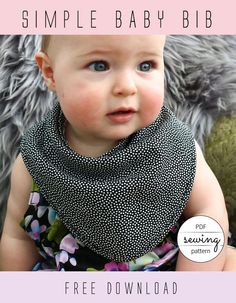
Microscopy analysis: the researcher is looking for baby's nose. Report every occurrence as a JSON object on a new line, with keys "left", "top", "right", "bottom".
{"left": 112, "top": 71, "right": 137, "bottom": 97}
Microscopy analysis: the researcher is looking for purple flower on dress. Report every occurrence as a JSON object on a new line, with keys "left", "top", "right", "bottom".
{"left": 56, "top": 250, "right": 68, "bottom": 264}
{"left": 59, "top": 234, "right": 79, "bottom": 254}
{"left": 105, "top": 261, "right": 129, "bottom": 271}
{"left": 55, "top": 251, "right": 77, "bottom": 269}
{"left": 153, "top": 242, "right": 175, "bottom": 256}
{"left": 29, "top": 192, "right": 40, "bottom": 206}
{"left": 28, "top": 220, "right": 47, "bottom": 240}
{"left": 143, "top": 247, "right": 179, "bottom": 271}
{"left": 69, "top": 258, "right": 77, "bottom": 266}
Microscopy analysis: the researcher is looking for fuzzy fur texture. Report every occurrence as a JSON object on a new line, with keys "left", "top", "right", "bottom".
{"left": 0, "top": 35, "right": 236, "bottom": 233}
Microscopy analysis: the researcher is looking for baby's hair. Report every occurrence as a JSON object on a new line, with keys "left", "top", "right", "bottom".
{"left": 41, "top": 35, "right": 51, "bottom": 52}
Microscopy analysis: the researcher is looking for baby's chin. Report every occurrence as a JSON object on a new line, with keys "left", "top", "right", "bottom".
{"left": 109, "top": 127, "right": 144, "bottom": 141}
{"left": 107, "top": 116, "right": 160, "bottom": 142}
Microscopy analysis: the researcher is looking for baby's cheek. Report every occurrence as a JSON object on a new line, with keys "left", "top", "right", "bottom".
{"left": 141, "top": 92, "right": 164, "bottom": 125}
{"left": 64, "top": 93, "right": 101, "bottom": 128}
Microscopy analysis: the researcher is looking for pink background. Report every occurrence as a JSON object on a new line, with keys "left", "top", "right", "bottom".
{"left": 0, "top": 271, "right": 235, "bottom": 302}
{"left": 0, "top": 0, "right": 235, "bottom": 34}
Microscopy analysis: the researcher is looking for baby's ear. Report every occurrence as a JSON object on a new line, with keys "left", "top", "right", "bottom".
{"left": 35, "top": 52, "right": 56, "bottom": 91}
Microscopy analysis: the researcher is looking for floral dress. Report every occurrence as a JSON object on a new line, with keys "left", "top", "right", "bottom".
{"left": 20, "top": 182, "right": 182, "bottom": 271}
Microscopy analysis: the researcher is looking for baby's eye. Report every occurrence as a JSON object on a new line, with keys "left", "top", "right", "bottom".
{"left": 88, "top": 61, "right": 109, "bottom": 72}
{"left": 138, "top": 61, "right": 155, "bottom": 72}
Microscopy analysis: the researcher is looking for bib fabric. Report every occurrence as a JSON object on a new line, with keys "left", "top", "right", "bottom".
{"left": 21, "top": 103, "right": 196, "bottom": 262}
{"left": 21, "top": 182, "right": 182, "bottom": 271}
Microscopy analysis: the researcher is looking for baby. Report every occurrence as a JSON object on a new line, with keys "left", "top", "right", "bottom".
{"left": 0, "top": 35, "right": 235, "bottom": 271}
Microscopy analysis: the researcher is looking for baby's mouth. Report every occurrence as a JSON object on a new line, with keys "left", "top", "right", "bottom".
{"left": 107, "top": 108, "right": 136, "bottom": 123}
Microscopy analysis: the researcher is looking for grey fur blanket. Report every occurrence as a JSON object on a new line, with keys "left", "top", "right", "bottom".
{"left": 0, "top": 35, "right": 236, "bottom": 234}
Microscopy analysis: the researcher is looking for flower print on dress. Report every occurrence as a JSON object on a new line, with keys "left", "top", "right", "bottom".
{"left": 47, "top": 219, "right": 68, "bottom": 244}
{"left": 37, "top": 206, "right": 48, "bottom": 218}
{"left": 42, "top": 244, "right": 55, "bottom": 258}
{"left": 22, "top": 214, "right": 33, "bottom": 228}
{"left": 104, "top": 261, "right": 129, "bottom": 271}
{"left": 55, "top": 250, "right": 77, "bottom": 269}
{"left": 48, "top": 207, "right": 58, "bottom": 225}
{"left": 143, "top": 247, "right": 179, "bottom": 271}
{"left": 29, "top": 192, "right": 40, "bottom": 206}
{"left": 59, "top": 234, "right": 79, "bottom": 254}
{"left": 56, "top": 250, "right": 68, "bottom": 265}
{"left": 86, "top": 267, "right": 104, "bottom": 272}
{"left": 129, "top": 251, "right": 159, "bottom": 271}
{"left": 28, "top": 220, "right": 47, "bottom": 241}
{"left": 153, "top": 241, "right": 175, "bottom": 257}
{"left": 36, "top": 206, "right": 58, "bottom": 225}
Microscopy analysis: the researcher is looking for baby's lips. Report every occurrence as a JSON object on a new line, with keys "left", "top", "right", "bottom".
{"left": 106, "top": 109, "right": 136, "bottom": 123}
{"left": 108, "top": 107, "right": 136, "bottom": 115}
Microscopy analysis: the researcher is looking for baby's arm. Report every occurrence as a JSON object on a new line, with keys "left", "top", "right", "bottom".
{"left": 175, "top": 142, "right": 228, "bottom": 271}
{"left": 0, "top": 154, "right": 40, "bottom": 270}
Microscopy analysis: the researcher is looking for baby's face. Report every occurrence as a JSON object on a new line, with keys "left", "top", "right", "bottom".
{"left": 43, "top": 35, "right": 165, "bottom": 148}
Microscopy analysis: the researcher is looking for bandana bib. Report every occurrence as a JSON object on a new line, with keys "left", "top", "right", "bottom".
{"left": 21, "top": 103, "right": 196, "bottom": 262}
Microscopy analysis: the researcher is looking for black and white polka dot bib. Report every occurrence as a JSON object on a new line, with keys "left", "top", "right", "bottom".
{"left": 21, "top": 103, "right": 196, "bottom": 262}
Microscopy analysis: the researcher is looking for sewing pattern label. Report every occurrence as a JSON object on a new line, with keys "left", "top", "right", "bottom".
{"left": 177, "top": 215, "right": 225, "bottom": 262}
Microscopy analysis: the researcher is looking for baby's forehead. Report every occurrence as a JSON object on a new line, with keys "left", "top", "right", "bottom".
{"left": 48, "top": 35, "right": 165, "bottom": 56}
